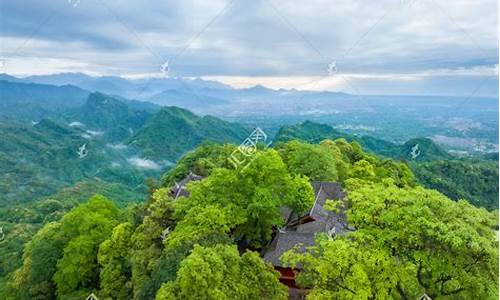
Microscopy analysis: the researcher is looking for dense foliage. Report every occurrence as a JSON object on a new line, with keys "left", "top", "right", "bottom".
{"left": 1, "top": 138, "right": 496, "bottom": 300}
{"left": 275, "top": 121, "right": 498, "bottom": 210}
{"left": 0, "top": 179, "right": 143, "bottom": 294}
{"left": 283, "top": 179, "right": 498, "bottom": 299}
{"left": 128, "top": 107, "right": 248, "bottom": 162}
{"left": 155, "top": 244, "right": 287, "bottom": 300}
{"left": 412, "top": 159, "right": 499, "bottom": 210}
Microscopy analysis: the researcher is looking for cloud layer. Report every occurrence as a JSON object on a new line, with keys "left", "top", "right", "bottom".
{"left": 1, "top": 0, "right": 498, "bottom": 95}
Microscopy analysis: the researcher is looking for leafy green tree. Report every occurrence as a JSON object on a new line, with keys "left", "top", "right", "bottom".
{"left": 9, "top": 195, "right": 120, "bottom": 300}
{"left": 283, "top": 180, "right": 498, "bottom": 299}
{"left": 10, "top": 223, "right": 67, "bottom": 300}
{"left": 161, "top": 143, "right": 239, "bottom": 186}
{"left": 278, "top": 140, "right": 339, "bottom": 181}
{"left": 318, "top": 139, "right": 350, "bottom": 181}
{"left": 155, "top": 244, "right": 287, "bottom": 300}
{"left": 175, "top": 149, "right": 314, "bottom": 248}
{"left": 348, "top": 159, "right": 376, "bottom": 181}
{"left": 98, "top": 223, "right": 134, "bottom": 300}
{"left": 412, "top": 159, "right": 498, "bottom": 210}
{"left": 165, "top": 205, "right": 235, "bottom": 249}
{"left": 129, "top": 188, "right": 176, "bottom": 300}
{"left": 375, "top": 159, "right": 416, "bottom": 187}
{"left": 53, "top": 195, "right": 120, "bottom": 298}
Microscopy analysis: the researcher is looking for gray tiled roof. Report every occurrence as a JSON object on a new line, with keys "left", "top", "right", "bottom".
{"left": 263, "top": 181, "right": 348, "bottom": 268}
{"left": 263, "top": 231, "right": 316, "bottom": 267}
{"left": 170, "top": 171, "right": 203, "bottom": 199}
{"left": 299, "top": 181, "right": 348, "bottom": 235}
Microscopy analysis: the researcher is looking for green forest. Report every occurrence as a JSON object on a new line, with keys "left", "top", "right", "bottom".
{"left": 1, "top": 1, "right": 498, "bottom": 298}
{"left": 1, "top": 139, "right": 497, "bottom": 300}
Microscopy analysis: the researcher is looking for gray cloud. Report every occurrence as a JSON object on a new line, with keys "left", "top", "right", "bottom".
{"left": 0, "top": 0, "right": 498, "bottom": 95}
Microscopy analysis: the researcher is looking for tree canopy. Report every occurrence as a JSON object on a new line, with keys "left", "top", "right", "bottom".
{"left": 283, "top": 179, "right": 498, "bottom": 299}
{"left": 3, "top": 139, "right": 497, "bottom": 300}
{"left": 155, "top": 244, "right": 287, "bottom": 300}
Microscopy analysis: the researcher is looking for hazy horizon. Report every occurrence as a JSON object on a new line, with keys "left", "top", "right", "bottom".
{"left": 1, "top": 0, "right": 498, "bottom": 97}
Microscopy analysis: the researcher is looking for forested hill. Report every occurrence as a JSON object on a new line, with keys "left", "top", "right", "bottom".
{"left": 0, "top": 80, "right": 89, "bottom": 120}
{"left": 1, "top": 139, "right": 497, "bottom": 299}
{"left": 0, "top": 91, "right": 496, "bottom": 210}
{"left": 275, "top": 121, "right": 498, "bottom": 209}
{"left": 128, "top": 106, "right": 249, "bottom": 162}
{"left": 0, "top": 92, "right": 248, "bottom": 207}
{"left": 0, "top": 81, "right": 497, "bottom": 299}
{"left": 275, "top": 120, "right": 452, "bottom": 161}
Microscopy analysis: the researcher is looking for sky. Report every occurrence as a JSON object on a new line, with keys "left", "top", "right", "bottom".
{"left": 0, "top": 0, "right": 498, "bottom": 96}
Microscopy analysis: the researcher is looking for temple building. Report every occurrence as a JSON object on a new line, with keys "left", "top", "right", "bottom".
{"left": 169, "top": 171, "right": 203, "bottom": 199}
{"left": 169, "top": 174, "right": 349, "bottom": 299}
{"left": 263, "top": 182, "right": 349, "bottom": 299}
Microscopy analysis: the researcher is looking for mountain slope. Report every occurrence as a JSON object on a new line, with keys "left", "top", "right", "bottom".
{"left": 129, "top": 106, "right": 249, "bottom": 162}
{"left": 0, "top": 118, "right": 156, "bottom": 206}
{"left": 274, "top": 121, "right": 452, "bottom": 161}
{"left": 67, "top": 92, "right": 151, "bottom": 141}
{"left": 399, "top": 138, "right": 452, "bottom": 161}
{"left": 0, "top": 80, "right": 89, "bottom": 120}
{"left": 412, "top": 159, "right": 498, "bottom": 210}
{"left": 0, "top": 91, "right": 251, "bottom": 206}
{"left": 274, "top": 121, "right": 345, "bottom": 143}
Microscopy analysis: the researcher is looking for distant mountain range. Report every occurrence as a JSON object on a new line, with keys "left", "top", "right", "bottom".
{"left": 1, "top": 72, "right": 497, "bottom": 154}
{"left": 0, "top": 75, "right": 497, "bottom": 210}
{"left": 0, "top": 73, "right": 356, "bottom": 116}
{"left": 0, "top": 79, "right": 455, "bottom": 207}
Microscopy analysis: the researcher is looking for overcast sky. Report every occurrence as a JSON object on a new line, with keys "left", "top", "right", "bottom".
{"left": 0, "top": 0, "right": 498, "bottom": 96}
